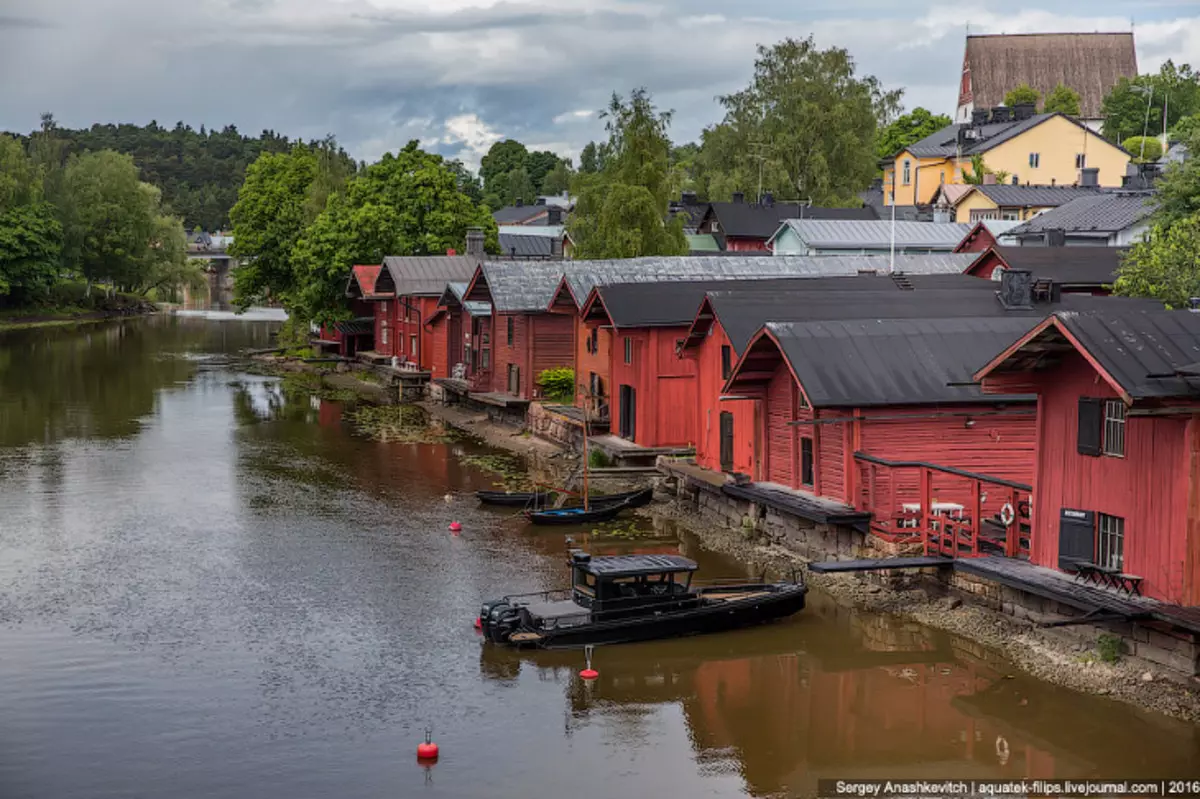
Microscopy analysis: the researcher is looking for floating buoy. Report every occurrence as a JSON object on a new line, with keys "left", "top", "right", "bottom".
{"left": 417, "top": 728, "right": 439, "bottom": 761}
{"left": 449, "top": 521, "right": 463, "bottom": 534}
{"left": 473, "top": 616, "right": 482, "bottom": 630}
{"left": 579, "top": 644, "right": 599, "bottom": 680}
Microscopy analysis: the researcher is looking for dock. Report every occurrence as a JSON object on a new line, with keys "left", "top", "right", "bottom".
{"left": 807, "top": 556, "right": 952, "bottom": 574}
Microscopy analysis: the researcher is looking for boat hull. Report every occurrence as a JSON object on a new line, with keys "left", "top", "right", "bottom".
{"left": 479, "top": 487, "right": 652, "bottom": 510}
{"left": 523, "top": 502, "right": 629, "bottom": 525}
{"left": 497, "top": 584, "right": 807, "bottom": 649}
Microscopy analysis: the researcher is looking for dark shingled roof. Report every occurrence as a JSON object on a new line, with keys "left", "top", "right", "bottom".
{"left": 1056, "top": 310, "right": 1200, "bottom": 399}
{"left": 1009, "top": 193, "right": 1156, "bottom": 236}
{"left": 990, "top": 246, "right": 1127, "bottom": 286}
{"left": 762, "top": 317, "right": 1040, "bottom": 407}
{"left": 498, "top": 232, "right": 556, "bottom": 258}
{"left": 705, "top": 201, "right": 877, "bottom": 239}
{"left": 962, "top": 33, "right": 1137, "bottom": 120}
{"left": 972, "top": 184, "right": 1102, "bottom": 208}
{"left": 492, "top": 205, "right": 547, "bottom": 225}
{"left": 379, "top": 255, "right": 482, "bottom": 297}
{"left": 905, "top": 114, "right": 1059, "bottom": 158}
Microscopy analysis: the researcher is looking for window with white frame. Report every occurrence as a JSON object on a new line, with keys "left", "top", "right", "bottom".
{"left": 902, "top": 160, "right": 911, "bottom": 185}
{"left": 1028, "top": 153, "right": 1040, "bottom": 168}
{"left": 410, "top": 335, "right": 417, "bottom": 356}
{"left": 1075, "top": 153, "right": 1087, "bottom": 169}
{"left": 1103, "top": 399, "right": 1126, "bottom": 457}
{"left": 1098, "top": 513, "right": 1125, "bottom": 571}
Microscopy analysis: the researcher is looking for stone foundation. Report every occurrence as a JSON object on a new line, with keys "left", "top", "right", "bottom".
{"left": 528, "top": 403, "right": 582, "bottom": 450}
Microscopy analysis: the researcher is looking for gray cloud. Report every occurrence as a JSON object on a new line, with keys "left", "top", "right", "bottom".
{"left": 0, "top": 0, "right": 1196, "bottom": 171}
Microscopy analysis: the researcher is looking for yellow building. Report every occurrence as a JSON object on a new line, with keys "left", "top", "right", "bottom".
{"left": 882, "top": 110, "right": 1129, "bottom": 207}
{"left": 930, "top": 183, "right": 1106, "bottom": 224}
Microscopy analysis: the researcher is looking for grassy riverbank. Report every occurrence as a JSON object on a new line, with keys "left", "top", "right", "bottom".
{"left": 0, "top": 284, "right": 158, "bottom": 331}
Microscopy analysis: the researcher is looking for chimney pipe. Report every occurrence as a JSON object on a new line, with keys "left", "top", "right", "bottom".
{"left": 761, "top": 191, "right": 775, "bottom": 207}
{"left": 551, "top": 236, "right": 564, "bottom": 259}
{"left": 998, "top": 268, "right": 1034, "bottom": 310}
{"left": 547, "top": 207, "right": 563, "bottom": 226}
{"left": 732, "top": 192, "right": 745, "bottom": 204}
{"left": 465, "top": 227, "right": 485, "bottom": 258}
{"left": 1079, "top": 167, "right": 1099, "bottom": 188}
{"left": 1046, "top": 228, "right": 1066, "bottom": 247}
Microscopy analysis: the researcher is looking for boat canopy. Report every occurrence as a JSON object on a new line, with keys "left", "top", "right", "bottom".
{"left": 570, "top": 553, "right": 698, "bottom": 579}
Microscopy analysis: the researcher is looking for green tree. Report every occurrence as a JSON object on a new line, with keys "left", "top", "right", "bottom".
{"left": 875, "top": 107, "right": 952, "bottom": 159}
{"left": 446, "top": 159, "right": 484, "bottom": 204}
{"left": 1172, "top": 113, "right": 1200, "bottom": 142}
{"left": 578, "top": 141, "right": 607, "bottom": 174}
{"left": 61, "top": 151, "right": 158, "bottom": 292}
{"left": 1115, "top": 128, "right": 1200, "bottom": 306}
{"left": 1122, "top": 136, "right": 1164, "bottom": 163}
{"left": 960, "top": 154, "right": 990, "bottom": 185}
{"left": 697, "top": 37, "right": 901, "bottom": 205}
{"left": 1003, "top": 83, "right": 1042, "bottom": 108}
{"left": 0, "top": 203, "right": 62, "bottom": 304}
{"left": 1102, "top": 62, "right": 1200, "bottom": 145}
{"left": 541, "top": 160, "right": 572, "bottom": 196}
{"left": 228, "top": 146, "right": 318, "bottom": 308}
{"left": 293, "top": 141, "right": 498, "bottom": 324}
{"left": 505, "top": 167, "right": 536, "bottom": 206}
{"left": 1043, "top": 83, "right": 1082, "bottom": 116}
{"left": 0, "top": 135, "right": 43, "bottom": 209}
{"left": 479, "top": 139, "right": 529, "bottom": 203}
{"left": 137, "top": 213, "right": 201, "bottom": 299}
{"left": 668, "top": 142, "right": 702, "bottom": 198}
{"left": 568, "top": 89, "right": 688, "bottom": 259}
{"left": 524, "top": 150, "right": 562, "bottom": 193}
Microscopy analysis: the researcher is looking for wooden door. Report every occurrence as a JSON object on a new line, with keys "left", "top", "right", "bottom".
{"left": 719, "top": 412, "right": 734, "bottom": 472}
{"left": 619, "top": 385, "right": 636, "bottom": 440}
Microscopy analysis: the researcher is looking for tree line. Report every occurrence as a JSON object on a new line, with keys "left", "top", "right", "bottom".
{"left": 0, "top": 115, "right": 207, "bottom": 310}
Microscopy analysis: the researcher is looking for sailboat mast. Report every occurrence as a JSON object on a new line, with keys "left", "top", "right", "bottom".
{"left": 582, "top": 385, "right": 590, "bottom": 511}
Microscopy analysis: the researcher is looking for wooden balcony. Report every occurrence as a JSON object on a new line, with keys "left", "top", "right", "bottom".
{"left": 853, "top": 452, "right": 1032, "bottom": 559}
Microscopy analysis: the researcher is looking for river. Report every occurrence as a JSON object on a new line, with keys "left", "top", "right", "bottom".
{"left": 0, "top": 314, "right": 1197, "bottom": 799}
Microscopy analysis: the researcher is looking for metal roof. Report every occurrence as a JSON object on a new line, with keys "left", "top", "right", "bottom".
{"left": 439, "top": 281, "right": 492, "bottom": 317}
{"left": 989, "top": 246, "right": 1128, "bottom": 285}
{"left": 475, "top": 254, "right": 979, "bottom": 314}
{"left": 973, "top": 184, "right": 1103, "bottom": 207}
{"left": 705, "top": 201, "right": 878, "bottom": 239}
{"left": 1008, "top": 193, "right": 1156, "bottom": 236}
{"left": 492, "top": 205, "right": 547, "bottom": 224}
{"left": 1056, "top": 310, "right": 1200, "bottom": 399}
{"left": 762, "top": 316, "right": 1040, "bottom": 407}
{"left": 903, "top": 114, "right": 1065, "bottom": 159}
{"left": 498, "top": 232, "right": 555, "bottom": 258}
{"left": 774, "top": 219, "right": 973, "bottom": 250}
{"left": 333, "top": 317, "right": 374, "bottom": 335}
{"left": 497, "top": 224, "right": 566, "bottom": 239}
{"left": 380, "top": 255, "right": 482, "bottom": 297}
{"left": 575, "top": 553, "right": 698, "bottom": 577}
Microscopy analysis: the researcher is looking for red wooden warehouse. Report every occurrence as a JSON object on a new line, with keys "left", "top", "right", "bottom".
{"left": 314, "top": 264, "right": 380, "bottom": 357}
{"left": 372, "top": 232, "right": 485, "bottom": 369}
{"left": 424, "top": 282, "right": 492, "bottom": 383}
{"left": 974, "top": 308, "right": 1200, "bottom": 605}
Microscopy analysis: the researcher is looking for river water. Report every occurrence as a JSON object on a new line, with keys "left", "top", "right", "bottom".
{"left": 0, "top": 314, "right": 1197, "bottom": 799}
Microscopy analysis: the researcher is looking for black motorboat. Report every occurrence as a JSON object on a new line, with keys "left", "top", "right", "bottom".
{"left": 479, "top": 551, "right": 807, "bottom": 648}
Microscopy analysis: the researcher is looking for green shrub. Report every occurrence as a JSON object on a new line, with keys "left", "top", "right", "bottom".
{"left": 1097, "top": 633, "right": 1125, "bottom": 664}
{"left": 588, "top": 447, "right": 613, "bottom": 469}
{"left": 537, "top": 367, "right": 575, "bottom": 402}
{"left": 1122, "top": 136, "right": 1163, "bottom": 163}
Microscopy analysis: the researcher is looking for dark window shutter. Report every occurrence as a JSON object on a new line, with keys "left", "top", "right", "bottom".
{"left": 721, "top": 345, "right": 732, "bottom": 380}
{"left": 1077, "top": 398, "right": 1103, "bottom": 456}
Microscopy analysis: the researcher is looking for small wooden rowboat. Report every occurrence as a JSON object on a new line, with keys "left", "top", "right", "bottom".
{"left": 522, "top": 501, "right": 630, "bottom": 526}
{"left": 478, "top": 486, "right": 652, "bottom": 510}
{"left": 480, "top": 551, "right": 807, "bottom": 649}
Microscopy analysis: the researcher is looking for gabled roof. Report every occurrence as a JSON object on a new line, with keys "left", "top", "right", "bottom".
{"left": 586, "top": 277, "right": 841, "bottom": 328}
{"left": 971, "top": 184, "right": 1102, "bottom": 208}
{"left": 492, "top": 205, "right": 548, "bottom": 225}
{"left": 378, "top": 255, "right": 483, "bottom": 298}
{"left": 738, "top": 317, "right": 1039, "bottom": 407}
{"left": 467, "top": 254, "right": 981, "bottom": 314}
{"left": 978, "top": 245, "right": 1128, "bottom": 286}
{"left": 1008, "top": 193, "right": 1156, "bottom": 236}
{"left": 770, "top": 219, "right": 972, "bottom": 250}
{"left": 901, "top": 113, "right": 1114, "bottom": 160}
{"left": 975, "top": 309, "right": 1200, "bottom": 403}
{"left": 346, "top": 264, "right": 383, "bottom": 298}
{"left": 695, "top": 275, "right": 1144, "bottom": 355}
{"left": 963, "top": 33, "right": 1137, "bottom": 120}
{"left": 704, "top": 201, "right": 877, "bottom": 239}
{"left": 437, "top": 281, "right": 490, "bottom": 317}
{"left": 498, "top": 232, "right": 559, "bottom": 258}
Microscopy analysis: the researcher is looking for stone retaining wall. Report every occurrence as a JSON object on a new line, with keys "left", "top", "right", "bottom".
{"left": 527, "top": 403, "right": 581, "bottom": 450}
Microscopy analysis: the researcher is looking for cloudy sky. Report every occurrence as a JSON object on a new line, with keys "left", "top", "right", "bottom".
{"left": 1, "top": 1, "right": 1197, "bottom": 170}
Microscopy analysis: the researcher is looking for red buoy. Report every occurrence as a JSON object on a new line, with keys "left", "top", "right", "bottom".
{"left": 417, "top": 729, "right": 439, "bottom": 761}
{"left": 579, "top": 668, "right": 599, "bottom": 680}
{"left": 449, "top": 521, "right": 463, "bottom": 534}
{"left": 580, "top": 644, "right": 598, "bottom": 680}
{"left": 473, "top": 616, "right": 482, "bottom": 629}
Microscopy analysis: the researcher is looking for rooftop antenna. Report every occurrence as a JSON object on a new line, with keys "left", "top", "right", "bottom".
{"left": 888, "top": 184, "right": 896, "bottom": 275}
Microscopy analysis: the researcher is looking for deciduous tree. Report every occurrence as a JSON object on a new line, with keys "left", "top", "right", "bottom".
{"left": 1122, "top": 136, "right": 1164, "bottom": 163}
{"left": 1003, "top": 83, "right": 1042, "bottom": 108}
{"left": 0, "top": 203, "right": 62, "bottom": 304}
{"left": 697, "top": 37, "right": 901, "bottom": 205}
{"left": 1102, "top": 61, "right": 1200, "bottom": 145}
{"left": 1043, "top": 83, "right": 1081, "bottom": 116}
{"left": 875, "top": 107, "right": 952, "bottom": 159}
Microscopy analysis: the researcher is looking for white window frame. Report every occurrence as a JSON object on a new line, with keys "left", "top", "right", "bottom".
{"left": 1075, "top": 153, "right": 1087, "bottom": 169}
{"left": 410, "top": 335, "right": 418, "bottom": 356}
{"left": 1097, "top": 513, "right": 1125, "bottom": 571}
{"left": 902, "top": 159, "right": 912, "bottom": 185}
{"left": 1103, "top": 399, "right": 1126, "bottom": 457}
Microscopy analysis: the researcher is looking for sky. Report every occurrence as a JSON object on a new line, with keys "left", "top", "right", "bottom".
{"left": 1, "top": 1, "right": 1198, "bottom": 171}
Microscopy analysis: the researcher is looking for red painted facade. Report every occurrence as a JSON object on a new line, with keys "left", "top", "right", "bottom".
{"left": 490, "top": 312, "right": 575, "bottom": 399}
{"left": 687, "top": 320, "right": 758, "bottom": 477}
{"left": 981, "top": 345, "right": 1200, "bottom": 605}
{"left": 954, "top": 222, "right": 999, "bottom": 253}
{"left": 608, "top": 326, "right": 699, "bottom": 447}
{"left": 725, "top": 237, "right": 771, "bottom": 253}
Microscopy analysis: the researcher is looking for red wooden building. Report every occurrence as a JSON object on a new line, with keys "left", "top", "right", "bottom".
{"left": 371, "top": 234, "right": 484, "bottom": 369}
{"left": 953, "top": 221, "right": 1002, "bottom": 253}
{"left": 696, "top": 198, "right": 877, "bottom": 252}
{"left": 974, "top": 308, "right": 1200, "bottom": 605}
{"left": 963, "top": 246, "right": 1125, "bottom": 294}
{"left": 424, "top": 282, "right": 492, "bottom": 383}
{"left": 315, "top": 264, "right": 380, "bottom": 357}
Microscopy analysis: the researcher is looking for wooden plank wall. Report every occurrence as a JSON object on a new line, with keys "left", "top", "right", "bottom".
{"left": 651, "top": 327, "right": 698, "bottom": 447}
{"left": 690, "top": 323, "right": 757, "bottom": 475}
{"left": 766, "top": 365, "right": 795, "bottom": 486}
{"left": 493, "top": 313, "right": 530, "bottom": 397}
{"left": 530, "top": 314, "right": 576, "bottom": 386}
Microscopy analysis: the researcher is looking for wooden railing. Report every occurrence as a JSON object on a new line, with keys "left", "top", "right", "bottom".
{"left": 854, "top": 452, "right": 1032, "bottom": 559}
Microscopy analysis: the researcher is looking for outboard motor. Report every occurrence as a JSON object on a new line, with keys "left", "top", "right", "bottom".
{"left": 480, "top": 600, "right": 521, "bottom": 643}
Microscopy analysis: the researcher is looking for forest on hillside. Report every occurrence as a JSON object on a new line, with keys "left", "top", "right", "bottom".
{"left": 2, "top": 118, "right": 345, "bottom": 231}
